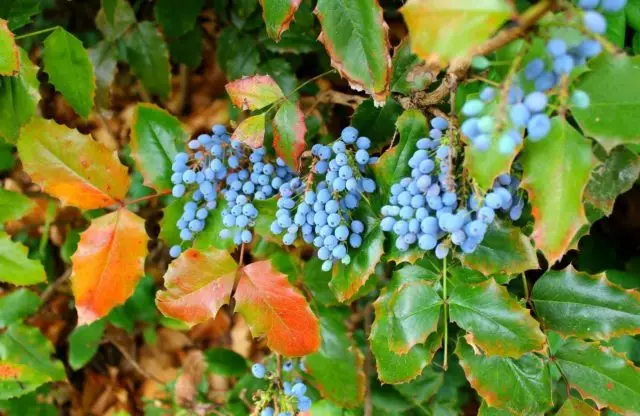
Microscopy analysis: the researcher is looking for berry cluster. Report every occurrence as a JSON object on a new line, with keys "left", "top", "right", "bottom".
{"left": 271, "top": 127, "right": 377, "bottom": 271}
{"left": 381, "top": 117, "right": 522, "bottom": 257}
{"left": 251, "top": 360, "right": 312, "bottom": 415}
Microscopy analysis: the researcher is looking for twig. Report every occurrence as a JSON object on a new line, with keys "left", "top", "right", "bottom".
{"left": 107, "top": 336, "right": 164, "bottom": 384}
{"left": 174, "top": 65, "right": 190, "bottom": 115}
{"left": 40, "top": 269, "right": 71, "bottom": 306}
{"left": 15, "top": 26, "right": 60, "bottom": 40}
{"left": 123, "top": 190, "right": 171, "bottom": 206}
{"left": 363, "top": 303, "right": 374, "bottom": 416}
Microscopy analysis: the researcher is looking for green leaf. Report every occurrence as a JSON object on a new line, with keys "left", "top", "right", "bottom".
{"left": 0, "top": 0, "right": 40, "bottom": 31}
{"left": 194, "top": 198, "right": 236, "bottom": 251}
{"left": 252, "top": 197, "right": 278, "bottom": 243}
{"left": 461, "top": 220, "right": 538, "bottom": 276}
{"left": 168, "top": 26, "right": 203, "bottom": 68}
{"left": 155, "top": 0, "right": 203, "bottom": 38}
{"left": 387, "top": 281, "right": 442, "bottom": 354}
{"left": 108, "top": 275, "right": 157, "bottom": 332}
{"left": 351, "top": 98, "right": 404, "bottom": 152}
{"left": 231, "top": 113, "right": 267, "bottom": 149}
{"left": 42, "top": 28, "right": 95, "bottom": 118}
{"left": 478, "top": 401, "right": 514, "bottom": 416}
{"left": 393, "top": 366, "right": 444, "bottom": 406}
{"left": 520, "top": 117, "right": 594, "bottom": 265}
{"left": 0, "top": 188, "right": 32, "bottom": 224}
{"left": 0, "top": 232, "right": 45, "bottom": 285}
{"left": 604, "top": 10, "right": 625, "bottom": 47}
{"left": 131, "top": 104, "right": 186, "bottom": 191}
{"left": 456, "top": 337, "right": 552, "bottom": 415}
{"left": 88, "top": 40, "right": 118, "bottom": 107}
{"left": 391, "top": 37, "right": 432, "bottom": 95}
{"left": 216, "top": 28, "right": 260, "bottom": 80}
{"left": 160, "top": 197, "right": 187, "bottom": 249}
{"left": 204, "top": 348, "right": 248, "bottom": 376}
{"left": 0, "top": 324, "right": 66, "bottom": 383}
{"left": 556, "top": 397, "right": 599, "bottom": 416}
{"left": 584, "top": 146, "right": 640, "bottom": 220}
{"left": 555, "top": 339, "right": 640, "bottom": 414}
{"left": 258, "top": 58, "right": 298, "bottom": 96}
{"left": 330, "top": 204, "right": 384, "bottom": 302}
{"left": 532, "top": 267, "right": 640, "bottom": 341}
{"left": 628, "top": 0, "right": 640, "bottom": 31}
{"left": 315, "top": 0, "right": 391, "bottom": 103}
{"left": 572, "top": 55, "right": 640, "bottom": 151}
{"left": 95, "top": 0, "right": 136, "bottom": 41}
{"left": 260, "top": 0, "right": 303, "bottom": 40}
{"left": 373, "top": 109, "right": 427, "bottom": 202}
{"left": 390, "top": 255, "right": 441, "bottom": 284}
{"left": 303, "top": 258, "right": 338, "bottom": 307}
{"left": 0, "top": 361, "right": 51, "bottom": 400}
{"left": 68, "top": 319, "right": 106, "bottom": 370}
{"left": 0, "top": 48, "right": 40, "bottom": 144}
{"left": 306, "top": 307, "right": 365, "bottom": 408}
{"left": 0, "top": 19, "right": 18, "bottom": 76}
{"left": 273, "top": 100, "right": 306, "bottom": 170}
{"left": 0, "top": 388, "right": 58, "bottom": 414}
{"left": 449, "top": 278, "right": 545, "bottom": 358}
{"left": 0, "top": 289, "right": 40, "bottom": 328}
{"left": 124, "top": 22, "right": 171, "bottom": 98}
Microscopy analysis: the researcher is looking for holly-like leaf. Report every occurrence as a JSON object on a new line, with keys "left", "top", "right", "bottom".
{"left": 461, "top": 220, "right": 538, "bottom": 276}
{"left": 373, "top": 109, "right": 428, "bottom": 201}
{"left": 234, "top": 260, "right": 320, "bottom": 357}
{"left": 351, "top": 98, "right": 404, "bottom": 152}
{"left": 0, "top": 361, "right": 49, "bottom": 400}
{"left": 478, "top": 401, "right": 515, "bottom": 416}
{"left": 303, "top": 258, "right": 339, "bottom": 307}
{"left": 306, "top": 307, "right": 365, "bottom": 408}
{"left": 584, "top": 146, "right": 640, "bottom": 219}
{"left": 0, "top": 232, "right": 45, "bottom": 285}
{"left": 315, "top": 0, "right": 391, "bottom": 103}
{"left": 0, "top": 19, "right": 18, "bottom": 76}
{"left": 532, "top": 267, "right": 640, "bottom": 341}
{"left": 259, "top": 0, "right": 302, "bottom": 40}
{"left": 0, "top": 289, "right": 40, "bottom": 328}
{"left": 88, "top": 40, "right": 118, "bottom": 107}
{"left": 194, "top": 198, "right": 236, "bottom": 251}
{"left": 391, "top": 38, "right": 432, "bottom": 95}
{"left": 449, "top": 279, "right": 545, "bottom": 358}
{"left": 0, "top": 0, "right": 40, "bottom": 31}
{"left": 555, "top": 339, "right": 640, "bottom": 413}
{"left": 456, "top": 337, "right": 552, "bottom": 415}
{"left": 160, "top": 197, "right": 188, "bottom": 248}
{"left": 96, "top": 0, "right": 136, "bottom": 41}
{"left": 71, "top": 208, "right": 149, "bottom": 325}
{"left": 393, "top": 366, "right": 444, "bottom": 406}
{"left": 42, "top": 28, "right": 95, "bottom": 118}
{"left": 18, "top": 117, "right": 130, "bottom": 210}
{"left": 216, "top": 28, "right": 260, "bottom": 80}
{"left": 0, "top": 188, "right": 33, "bottom": 224}
{"left": 156, "top": 248, "right": 236, "bottom": 326}
{"left": 155, "top": 0, "right": 203, "bottom": 38}
{"left": 131, "top": 104, "right": 186, "bottom": 191}
{"left": 0, "top": 48, "right": 40, "bottom": 144}
{"left": 225, "top": 75, "right": 284, "bottom": 111}
{"left": 387, "top": 281, "right": 442, "bottom": 354}
{"left": 400, "top": 0, "right": 512, "bottom": 64}
{"left": 231, "top": 113, "right": 267, "bottom": 149}
{"left": 124, "top": 22, "right": 171, "bottom": 98}
{"left": 68, "top": 319, "right": 106, "bottom": 370}
{"left": 572, "top": 54, "right": 640, "bottom": 151}
{"left": 556, "top": 397, "right": 599, "bottom": 416}
{"left": 204, "top": 348, "right": 248, "bottom": 376}
{"left": 273, "top": 100, "right": 306, "bottom": 171}
{"left": 520, "top": 117, "right": 594, "bottom": 265}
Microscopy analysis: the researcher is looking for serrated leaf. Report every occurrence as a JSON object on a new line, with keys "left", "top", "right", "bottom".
{"left": 124, "top": 22, "right": 171, "bottom": 98}
{"left": 393, "top": 366, "right": 444, "bottom": 406}
{"left": 400, "top": 0, "right": 512, "bottom": 65}
{"left": 449, "top": 278, "right": 545, "bottom": 358}
{"left": 225, "top": 75, "right": 284, "bottom": 111}
{"left": 461, "top": 220, "right": 538, "bottom": 276}
{"left": 273, "top": 100, "right": 305, "bottom": 170}
{"left": 555, "top": 339, "right": 640, "bottom": 414}
{"left": 315, "top": 0, "right": 391, "bottom": 103}
{"left": 0, "top": 188, "right": 33, "bottom": 224}
{"left": 0, "top": 47, "right": 40, "bottom": 144}
{"left": 0, "top": 289, "right": 40, "bottom": 328}
{"left": 216, "top": 28, "right": 260, "bottom": 80}
{"left": 231, "top": 113, "right": 266, "bottom": 149}
{"left": 155, "top": 0, "right": 203, "bottom": 38}
{"left": 204, "top": 348, "right": 248, "bottom": 376}
{"left": 572, "top": 55, "right": 640, "bottom": 151}
{"left": 71, "top": 208, "right": 149, "bottom": 325}
{"left": 131, "top": 104, "right": 186, "bottom": 191}
{"left": 520, "top": 117, "right": 594, "bottom": 265}
{"left": 351, "top": 98, "right": 403, "bottom": 152}
{"left": 95, "top": 0, "right": 136, "bottom": 41}
{"left": 373, "top": 109, "right": 427, "bottom": 201}
{"left": 18, "top": 117, "right": 130, "bottom": 210}
{"left": 456, "top": 337, "right": 552, "bottom": 415}
{"left": 0, "top": 0, "right": 40, "bottom": 31}
{"left": 42, "top": 28, "right": 95, "bottom": 118}
{"left": 0, "top": 232, "right": 45, "bottom": 285}
{"left": 387, "top": 281, "right": 442, "bottom": 354}
{"left": 478, "top": 401, "right": 514, "bottom": 416}
{"left": 68, "top": 319, "right": 106, "bottom": 370}
{"left": 88, "top": 40, "right": 118, "bottom": 107}
{"left": 306, "top": 307, "right": 365, "bottom": 408}
{"left": 391, "top": 38, "right": 432, "bottom": 95}
{"left": 0, "top": 19, "right": 18, "bottom": 76}
{"left": 235, "top": 260, "right": 320, "bottom": 357}
{"left": 302, "top": 258, "right": 339, "bottom": 307}
{"left": 259, "top": 0, "right": 302, "bottom": 40}
{"left": 391, "top": 255, "right": 442, "bottom": 284}
{"left": 532, "top": 267, "right": 640, "bottom": 341}
{"left": 557, "top": 397, "right": 599, "bottom": 416}
{"left": 330, "top": 204, "right": 384, "bottom": 302}
{"left": 156, "top": 248, "right": 236, "bottom": 326}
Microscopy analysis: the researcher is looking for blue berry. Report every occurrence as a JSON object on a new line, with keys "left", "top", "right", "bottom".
{"left": 584, "top": 11, "right": 606, "bottom": 34}
{"left": 251, "top": 363, "right": 265, "bottom": 378}
{"left": 527, "top": 114, "right": 551, "bottom": 141}
{"left": 341, "top": 127, "right": 358, "bottom": 143}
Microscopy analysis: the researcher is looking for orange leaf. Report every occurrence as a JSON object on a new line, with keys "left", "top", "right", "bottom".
{"left": 156, "top": 248, "right": 237, "bottom": 326}
{"left": 225, "top": 75, "right": 284, "bottom": 111}
{"left": 17, "top": 117, "right": 130, "bottom": 210}
{"left": 71, "top": 208, "right": 148, "bottom": 325}
{"left": 235, "top": 261, "right": 320, "bottom": 357}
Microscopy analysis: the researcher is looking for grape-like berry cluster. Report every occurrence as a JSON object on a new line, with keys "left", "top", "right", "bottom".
{"left": 251, "top": 360, "right": 312, "bottom": 415}
{"left": 271, "top": 127, "right": 377, "bottom": 271}
{"left": 381, "top": 117, "right": 522, "bottom": 258}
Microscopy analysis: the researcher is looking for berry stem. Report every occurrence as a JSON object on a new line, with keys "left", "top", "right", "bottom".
{"left": 14, "top": 25, "right": 60, "bottom": 40}
{"left": 442, "top": 255, "right": 449, "bottom": 371}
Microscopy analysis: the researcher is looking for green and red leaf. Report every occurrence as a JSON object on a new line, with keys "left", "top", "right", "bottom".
{"left": 272, "top": 100, "right": 306, "bottom": 170}
{"left": 231, "top": 113, "right": 267, "bottom": 149}
{"left": 225, "top": 75, "right": 284, "bottom": 111}
{"left": 259, "top": 0, "right": 302, "bottom": 41}
{"left": 556, "top": 397, "right": 599, "bottom": 416}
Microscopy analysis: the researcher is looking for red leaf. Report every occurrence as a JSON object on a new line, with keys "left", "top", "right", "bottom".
{"left": 234, "top": 261, "right": 320, "bottom": 357}
{"left": 273, "top": 100, "right": 306, "bottom": 170}
{"left": 225, "top": 75, "right": 284, "bottom": 111}
{"left": 156, "top": 248, "right": 237, "bottom": 325}
{"left": 259, "top": 0, "right": 302, "bottom": 41}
